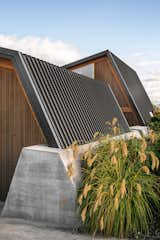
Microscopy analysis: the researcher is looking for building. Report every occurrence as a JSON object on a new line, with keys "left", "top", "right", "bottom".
{"left": 0, "top": 47, "right": 129, "bottom": 200}
{"left": 64, "top": 50, "right": 153, "bottom": 126}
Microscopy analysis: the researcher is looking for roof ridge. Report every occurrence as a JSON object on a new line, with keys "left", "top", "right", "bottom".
{"left": 63, "top": 49, "right": 109, "bottom": 68}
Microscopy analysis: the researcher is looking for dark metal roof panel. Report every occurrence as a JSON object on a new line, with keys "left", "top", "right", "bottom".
{"left": 64, "top": 49, "right": 153, "bottom": 124}
{"left": 110, "top": 52, "right": 153, "bottom": 123}
{"left": 0, "top": 47, "right": 129, "bottom": 148}
{"left": 20, "top": 53, "right": 129, "bottom": 148}
{"left": 63, "top": 50, "right": 109, "bottom": 69}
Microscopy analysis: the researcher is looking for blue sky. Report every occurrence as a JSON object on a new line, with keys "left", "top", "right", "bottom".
{"left": 0, "top": 0, "right": 160, "bottom": 55}
{"left": 0, "top": 0, "right": 160, "bottom": 103}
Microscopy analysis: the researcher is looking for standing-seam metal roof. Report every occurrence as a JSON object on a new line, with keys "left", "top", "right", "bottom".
{"left": 0, "top": 47, "right": 129, "bottom": 148}
{"left": 110, "top": 53, "right": 153, "bottom": 123}
{"left": 64, "top": 50, "right": 153, "bottom": 125}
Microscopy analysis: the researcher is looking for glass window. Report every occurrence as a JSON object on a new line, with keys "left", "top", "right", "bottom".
{"left": 73, "top": 64, "right": 94, "bottom": 79}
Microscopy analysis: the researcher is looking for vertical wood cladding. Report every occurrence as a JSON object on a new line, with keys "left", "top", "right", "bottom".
{"left": 0, "top": 62, "right": 45, "bottom": 201}
{"left": 95, "top": 59, "right": 128, "bottom": 107}
{"left": 94, "top": 58, "right": 140, "bottom": 125}
{"left": 69, "top": 57, "right": 141, "bottom": 126}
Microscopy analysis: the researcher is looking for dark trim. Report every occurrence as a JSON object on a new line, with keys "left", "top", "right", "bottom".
{"left": 0, "top": 47, "right": 18, "bottom": 59}
{"left": 110, "top": 52, "right": 153, "bottom": 124}
{"left": 108, "top": 85, "right": 130, "bottom": 129}
{"left": 14, "top": 54, "right": 59, "bottom": 147}
{"left": 63, "top": 49, "right": 153, "bottom": 125}
{"left": 63, "top": 50, "right": 109, "bottom": 69}
{"left": 107, "top": 51, "right": 145, "bottom": 125}
{"left": 0, "top": 47, "right": 58, "bottom": 147}
{"left": 0, "top": 47, "right": 130, "bottom": 148}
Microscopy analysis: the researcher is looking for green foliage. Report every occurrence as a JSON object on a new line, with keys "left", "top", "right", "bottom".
{"left": 152, "top": 136, "right": 160, "bottom": 160}
{"left": 78, "top": 136, "right": 160, "bottom": 238}
{"left": 147, "top": 132, "right": 160, "bottom": 167}
{"left": 149, "top": 106, "right": 160, "bottom": 133}
{"left": 149, "top": 116, "right": 160, "bottom": 133}
{"left": 148, "top": 106, "right": 160, "bottom": 163}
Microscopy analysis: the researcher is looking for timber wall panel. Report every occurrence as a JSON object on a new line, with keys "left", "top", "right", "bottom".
{"left": 68, "top": 58, "right": 141, "bottom": 126}
{"left": 95, "top": 59, "right": 128, "bottom": 108}
{"left": 94, "top": 58, "right": 140, "bottom": 126}
{"left": 0, "top": 64, "right": 45, "bottom": 201}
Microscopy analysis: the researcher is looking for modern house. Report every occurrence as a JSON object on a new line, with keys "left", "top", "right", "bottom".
{"left": 0, "top": 47, "right": 129, "bottom": 201}
{"left": 64, "top": 50, "right": 153, "bottom": 126}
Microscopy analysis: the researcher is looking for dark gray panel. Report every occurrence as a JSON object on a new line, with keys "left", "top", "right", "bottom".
{"left": 64, "top": 50, "right": 153, "bottom": 125}
{"left": 110, "top": 53, "right": 153, "bottom": 124}
{"left": 21, "top": 54, "right": 129, "bottom": 148}
{"left": 63, "top": 50, "right": 108, "bottom": 69}
{"left": 0, "top": 47, "right": 129, "bottom": 149}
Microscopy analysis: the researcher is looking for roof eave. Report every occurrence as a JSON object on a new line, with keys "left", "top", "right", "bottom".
{"left": 63, "top": 49, "right": 109, "bottom": 69}
{"left": 0, "top": 47, "right": 59, "bottom": 148}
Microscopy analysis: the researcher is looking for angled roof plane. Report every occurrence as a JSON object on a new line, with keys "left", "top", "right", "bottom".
{"left": 0, "top": 47, "right": 129, "bottom": 149}
{"left": 0, "top": 47, "right": 152, "bottom": 201}
{"left": 64, "top": 50, "right": 153, "bottom": 126}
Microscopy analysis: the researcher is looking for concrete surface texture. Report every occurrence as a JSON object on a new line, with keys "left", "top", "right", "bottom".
{"left": 0, "top": 218, "right": 125, "bottom": 240}
{"left": 1, "top": 131, "right": 141, "bottom": 228}
{"left": 1, "top": 130, "right": 143, "bottom": 234}
{"left": 2, "top": 146, "right": 81, "bottom": 229}
{"left": 130, "top": 126, "right": 149, "bottom": 137}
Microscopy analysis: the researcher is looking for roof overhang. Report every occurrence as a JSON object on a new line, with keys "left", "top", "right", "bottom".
{"left": 64, "top": 50, "right": 153, "bottom": 125}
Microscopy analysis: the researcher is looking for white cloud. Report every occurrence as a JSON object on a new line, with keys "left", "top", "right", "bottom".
{"left": 0, "top": 34, "right": 159, "bottom": 105}
{"left": 132, "top": 52, "right": 145, "bottom": 57}
{"left": 141, "top": 79, "right": 160, "bottom": 105}
{"left": 0, "top": 34, "right": 81, "bottom": 66}
{"left": 126, "top": 52, "right": 160, "bottom": 105}
{"left": 137, "top": 60, "right": 160, "bottom": 67}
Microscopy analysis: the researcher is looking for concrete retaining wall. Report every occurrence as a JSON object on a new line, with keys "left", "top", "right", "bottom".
{"left": 2, "top": 146, "right": 81, "bottom": 229}
{"left": 1, "top": 130, "right": 142, "bottom": 229}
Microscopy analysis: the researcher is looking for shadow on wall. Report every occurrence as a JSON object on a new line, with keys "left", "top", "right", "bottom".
{"left": 0, "top": 202, "right": 4, "bottom": 215}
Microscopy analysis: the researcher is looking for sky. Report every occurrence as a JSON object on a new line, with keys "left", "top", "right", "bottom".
{"left": 0, "top": 0, "right": 160, "bottom": 104}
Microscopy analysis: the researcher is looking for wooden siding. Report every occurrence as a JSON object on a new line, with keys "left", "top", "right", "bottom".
{"left": 68, "top": 57, "right": 141, "bottom": 126}
{"left": 94, "top": 58, "right": 140, "bottom": 125}
{"left": 95, "top": 59, "right": 128, "bottom": 107}
{"left": 0, "top": 60, "right": 45, "bottom": 201}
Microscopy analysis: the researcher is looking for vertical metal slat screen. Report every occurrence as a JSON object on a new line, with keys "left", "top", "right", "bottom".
{"left": 22, "top": 54, "right": 129, "bottom": 148}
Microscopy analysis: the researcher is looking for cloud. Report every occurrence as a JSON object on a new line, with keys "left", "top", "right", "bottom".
{"left": 126, "top": 52, "right": 160, "bottom": 105}
{"left": 142, "top": 79, "right": 160, "bottom": 105}
{"left": 0, "top": 34, "right": 81, "bottom": 66}
{"left": 0, "top": 34, "right": 159, "bottom": 105}
{"left": 132, "top": 52, "right": 145, "bottom": 57}
{"left": 137, "top": 60, "right": 160, "bottom": 67}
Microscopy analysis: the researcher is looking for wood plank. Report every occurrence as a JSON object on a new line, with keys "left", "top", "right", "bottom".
{"left": 94, "top": 58, "right": 140, "bottom": 125}
{"left": 106, "top": 58, "right": 140, "bottom": 125}
{"left": 68, "top": 57, "right": 106, "bottom": 71}
{"left": 0, "top": 58, "right": 14, "bottom": 70}
{"left": 121, "top": 107, "right": 132, "bottom": 113}
{"left": 0, "top": 64, "right": 46, "bottom": 201}
{"left": 67, "top": 56, "right": 141, "bottom": 125}
{"left": 95, "top": 58, "right": 129, "bottom": 107}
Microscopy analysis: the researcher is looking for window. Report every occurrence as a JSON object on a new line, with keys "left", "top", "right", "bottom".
{"left": 73, "top": 64, "right": 94, "bottom": 79}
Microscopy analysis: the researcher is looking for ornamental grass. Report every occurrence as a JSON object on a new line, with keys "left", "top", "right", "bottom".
{"left": 149, "top": 105, "right": 160, "bottom": 133}
{"left": 77, "top": 121, "right": 160, "bottom": 238}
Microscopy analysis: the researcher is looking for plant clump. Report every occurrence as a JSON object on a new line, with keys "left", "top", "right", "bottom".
{"left": 149, "top": 106, "right": 160, "bottom": 133}
{"left": 147, "top": 130, "right": 160, "bottom": 173}
{"left": 77, "top": 122, "right": 160, "bottom": 238}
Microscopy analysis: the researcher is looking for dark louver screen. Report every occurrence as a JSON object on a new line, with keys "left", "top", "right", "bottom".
{"left": 22, "top": 54, "right": 129, "bottom": 148}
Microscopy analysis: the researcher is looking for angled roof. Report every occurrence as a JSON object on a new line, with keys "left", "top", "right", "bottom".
{"left": 63, "top": 50, "right": 109, "bottom": 69}
{"left": 64, "top": 50, "right": 153, "bottom": 124}
{"left": 0, "top": 47, "right": 129, "bottom": 148}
